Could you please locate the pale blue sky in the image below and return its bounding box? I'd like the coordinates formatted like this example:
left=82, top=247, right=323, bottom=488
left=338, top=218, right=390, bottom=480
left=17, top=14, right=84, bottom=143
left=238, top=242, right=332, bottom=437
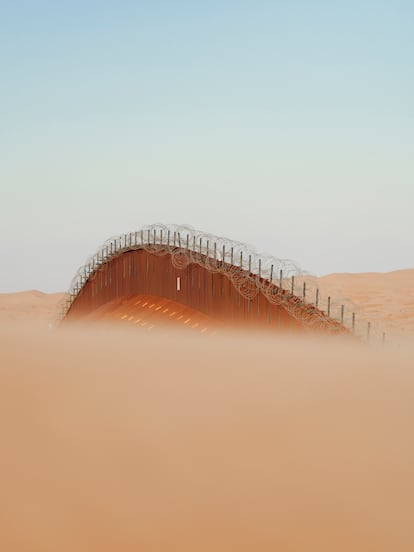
left=1, top=0, right=413, bottom=291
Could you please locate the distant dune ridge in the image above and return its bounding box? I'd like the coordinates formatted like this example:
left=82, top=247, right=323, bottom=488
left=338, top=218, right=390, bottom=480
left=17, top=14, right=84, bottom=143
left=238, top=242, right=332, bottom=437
left=0, top=290, right=64, bottom=324
left=318, top=269, right=414, bottom=336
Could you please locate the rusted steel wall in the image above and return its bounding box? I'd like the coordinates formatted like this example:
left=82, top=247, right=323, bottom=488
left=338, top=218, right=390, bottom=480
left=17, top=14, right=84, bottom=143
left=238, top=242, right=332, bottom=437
left=65, top=249, right=302, bottom=330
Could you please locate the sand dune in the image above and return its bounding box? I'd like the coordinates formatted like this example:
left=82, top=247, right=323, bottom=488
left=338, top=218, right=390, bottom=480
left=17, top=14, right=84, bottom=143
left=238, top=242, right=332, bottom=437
left=319, top=269, right=414, bottom=336
left=0, top=290, right=64, bottom=325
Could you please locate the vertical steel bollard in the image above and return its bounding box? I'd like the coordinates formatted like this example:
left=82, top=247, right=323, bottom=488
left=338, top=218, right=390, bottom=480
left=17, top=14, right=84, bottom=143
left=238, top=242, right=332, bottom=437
left=206, top=240, right=209, bottom=257
left=168, top=230, right=170, bottom=246
left=270, top=264, right=273, bottom=283
left=186, top=234, right=189, bottom=250
left=303, top=282, right=306, bottom=301
left=212, top=243, right=216, bottom=296
left=221, top=244, right=225, bottom=298
left=141, top=230, right=144, bottom=245
left=341, top=305, right=344, bottom=325
left=248, top=255, right=252, bottom=274
left=153, top=229, right=156, bottom=245
left=160, top=229, right=163, bottom=245
left=291, top=275, right=294, bottom=295
left=327, top=296, right=331, bottom=316
left=258, top=259, right=261, bottom=279
left=238, top=252, right=243, bottom=307
left=315, top=288, right=319, bottom=308
left=229, top=247, right=233, bottom=303
left=279, top=269, right=283, bottom=293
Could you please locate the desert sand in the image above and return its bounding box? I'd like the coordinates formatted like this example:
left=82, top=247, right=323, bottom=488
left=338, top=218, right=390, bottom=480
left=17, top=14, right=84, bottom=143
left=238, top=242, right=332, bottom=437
left=0, top=269, right=413, bottom=551
left=0, top=290, right=64, bottom=326
left=319, top=269, right=414, bottom=337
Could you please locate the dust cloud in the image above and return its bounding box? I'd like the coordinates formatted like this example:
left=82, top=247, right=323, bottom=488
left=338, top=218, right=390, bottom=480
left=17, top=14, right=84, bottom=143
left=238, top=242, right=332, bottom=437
left=1, top=322, right=414, bottom=551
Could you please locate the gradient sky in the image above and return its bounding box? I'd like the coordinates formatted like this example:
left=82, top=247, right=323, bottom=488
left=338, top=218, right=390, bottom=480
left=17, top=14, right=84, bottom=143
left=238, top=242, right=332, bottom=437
left=1, top=0, right=413, bottom=292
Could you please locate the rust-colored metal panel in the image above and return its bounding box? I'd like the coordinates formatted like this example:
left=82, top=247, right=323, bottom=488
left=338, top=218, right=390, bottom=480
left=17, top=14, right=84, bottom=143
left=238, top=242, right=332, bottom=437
left=64, top=248, right=345, bottom=334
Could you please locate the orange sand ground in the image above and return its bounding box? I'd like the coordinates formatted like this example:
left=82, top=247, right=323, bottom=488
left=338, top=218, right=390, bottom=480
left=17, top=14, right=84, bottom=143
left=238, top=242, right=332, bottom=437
left=0, top=269, right=413, bottom=551
left=319, top=269, right=414, bottom=336
left=0, top=290, right=64, bottom=325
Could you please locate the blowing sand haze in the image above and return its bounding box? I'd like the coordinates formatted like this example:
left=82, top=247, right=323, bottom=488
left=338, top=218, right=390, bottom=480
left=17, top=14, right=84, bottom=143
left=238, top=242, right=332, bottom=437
left=1, top=322, right=414, bottom=551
